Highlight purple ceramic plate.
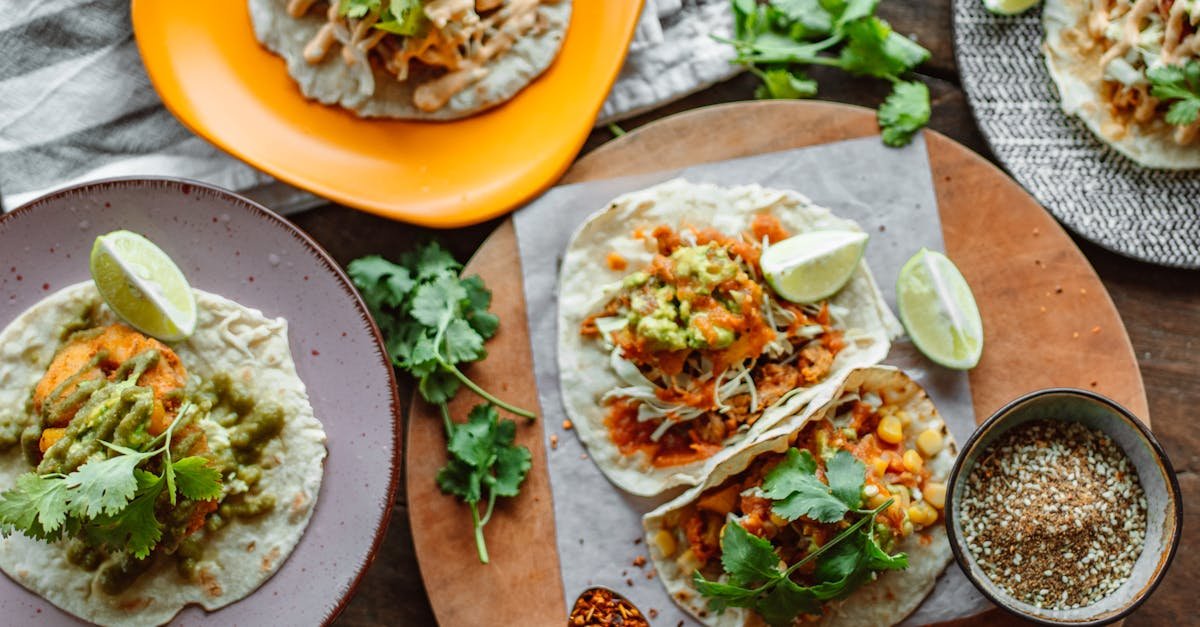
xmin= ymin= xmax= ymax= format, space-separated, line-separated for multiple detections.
xmin=0 ymin=178 xmax=400 ymax=625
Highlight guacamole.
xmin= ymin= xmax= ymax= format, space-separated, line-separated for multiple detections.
xmin=626 ymin=244 xmax=740 ymax=351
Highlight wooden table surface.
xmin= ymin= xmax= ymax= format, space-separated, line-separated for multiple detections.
xmin=288 ymin=2 xmax=1196 ymax=624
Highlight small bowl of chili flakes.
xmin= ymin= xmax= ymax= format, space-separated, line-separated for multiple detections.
xmin=569 ymin=587 xmax=649 ymax=626
xmin=944 ymin=388 xmax=1181 ymax=626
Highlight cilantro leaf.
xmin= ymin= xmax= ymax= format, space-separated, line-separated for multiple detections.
xmin=410 ymin=242 xmax=462 ymax=281
xmin=442 ymin=318 xmax=486 ymax=364
xmin=758 ymin=579 xmax=820 ymax=626
xmin=826 ymin=450 xmax=865 ymax=509
xmin=411 ymin=275 xmax=467 ymax=328
xmin=770 ymin=0 xmax=834 ymax=37
xmin=172 ymin=457 xmax=223 ymax=501
xmin=448 ymin=405 xmax=503 ymax=467
xmin=418 ymin=370 xmax=460 ymax=405
xmin=0 ymin=474 xmax=69 ymax=540
xmin=436 ymin=458 xmax=482 ymax=503
xmin=83 ymin=471 xmax=164 ymax=559
xmin=755 ymin=67 xmax=819 ymax=99
xmin=839 ymin=17 xmax=929 ymax=79
xmin=762 ymin=449 xmax=849 ymax=522
xmin=348 ymin=256 xmax=415 ymax=310
xmin=491 ymin=445 xmax=532 ymax=498
xmin=692 ymin=572 xmax=761 ymax=612
xmin=1150 ymin=61 xmax=1200 ymax=126
xmin=878 ymin=80 xmax=931 ymax=147
xmin=63 ymin=448 xmax=155 ymax=519
xmin=375 ymin=0 xmax=425 ymax=35
xmin=720 ymin=520 xmax=783 ymax=586
xmin=338 ymin=0 xmax=381 ymax=19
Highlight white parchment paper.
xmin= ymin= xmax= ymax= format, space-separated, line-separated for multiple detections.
xmin=513 ymin=136 xmax=992 ymax=625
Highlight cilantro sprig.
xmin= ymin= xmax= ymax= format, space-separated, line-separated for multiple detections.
xmin=722 ymin=0 xmax=933 ymax=146
xmin=0 ymin=403 xmax=223 ymax=559
xmin=1148 ymin=60 xmax=1200 ymax=126
xmin=338 ymin=0 xmax=426 ymax=36
xmin=693 ymin=447 xmax=907 ymax=626
xmin=349 ymin=243 xmax=535 ymax=563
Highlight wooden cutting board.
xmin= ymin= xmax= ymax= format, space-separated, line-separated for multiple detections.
xmin=407 ymin=101 xmax=1149 ymax=626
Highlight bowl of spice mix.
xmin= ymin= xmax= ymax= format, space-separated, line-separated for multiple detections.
xmin=945 ymin=388 xmax=1181 ymax=625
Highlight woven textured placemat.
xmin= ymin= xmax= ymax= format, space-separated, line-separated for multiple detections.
xmin=953 ymin=0 xmax=1200 ymax=269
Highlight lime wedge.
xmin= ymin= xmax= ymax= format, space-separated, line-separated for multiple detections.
xmin=983 ymin=0 xmax=1039 ymax=15
xmin=896 ymin=248 xmax=983 ymax=370
xmin=89 ymin=231 xmax=197 ymax=341
xmin=761 ymin=230 xmax=868 ymax=303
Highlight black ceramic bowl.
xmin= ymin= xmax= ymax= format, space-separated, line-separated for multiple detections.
xmin=944 ymin=389 xmax=1181 ymax=625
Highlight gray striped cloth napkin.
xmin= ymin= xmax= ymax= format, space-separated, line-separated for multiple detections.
xmin=0 ymin=0 xmax=737 ymax=214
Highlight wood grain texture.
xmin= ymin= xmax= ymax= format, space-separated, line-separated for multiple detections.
xmin=406 ymin=100 xmax=1146 ymax=626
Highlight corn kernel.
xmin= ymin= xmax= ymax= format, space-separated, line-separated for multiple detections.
xmin=917 ymin=429 xmax=944 ymax=457
xmin=653 ymin=529 xmax=677 ymax=558
xmin=924 ymin=482 xmax=947 ymax=509
xmin=888 ymin=485 xmax=910 ymax=510
xmin=871 ymin=458 xmax=889 ymax=477
xmin=867 ymin=490 xmax=891 ymax=509
xmin=895 ymin=409 xmax=913 ymax=427
xmin=675 ymin=548 xmax=700 ymax=573
xmin=903 ymin=449 xmax=924 ymax=473
xmin=907 ymin=502 xmax=938 ymax=526
xmin=877 ymin=415 xmax=903 ymax=444
xmin=901 ymin=519 xmax=914 ymax=537
xmin=769 ymin=512 xmax=788 ymax=528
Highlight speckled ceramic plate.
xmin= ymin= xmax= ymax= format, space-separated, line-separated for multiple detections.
xmin=0 ymin=178 xmax=400 ymax=625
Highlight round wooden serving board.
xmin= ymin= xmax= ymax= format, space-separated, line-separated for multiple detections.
xmin=407 ymin=101 xmax=1150 ymax=626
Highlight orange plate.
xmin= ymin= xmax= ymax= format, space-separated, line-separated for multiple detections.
xmin=132 ymin=1 xmax=643 ymax=227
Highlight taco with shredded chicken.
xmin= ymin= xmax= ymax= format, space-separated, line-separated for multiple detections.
xmin=557 ymin=179 xmax=898 ymax=497
xmin=249 ymin=0 xmax=572 ymax=119
xmin=1044 ymin=0 xmax=1200 ymax=167
xmin=643 ymin=366 xmax=957 ymax=626
xmin=0 ymin=282 xmax=326 ymax=626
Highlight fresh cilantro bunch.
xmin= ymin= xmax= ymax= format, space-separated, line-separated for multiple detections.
xmin=723 ymin=0 xmax=933 ymax=147
xmin=435 ymin=404 xmax=532 ymax=563
xmin=0 ymin=404 xmax=223 ymax=559
xmin=693 ymin=448 xmax=907 ymax=626
xmin=339 ymin=0 xmax=426 ymax=36
xmin=1148 ymin=60 xmax=1200 ymax=126
xmin=348 ymin=243 xmax=531 ymax=419
xmin=349 ymin=243 xmax=535 ymax=563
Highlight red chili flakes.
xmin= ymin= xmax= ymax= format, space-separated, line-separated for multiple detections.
xmin=569 ymin=587 xmax=648 ymax=626
xmin=550 ymin=434 xmax=559 ymax=450
xmin=563 ymin=419 xmax=574 ymax=430
xmin=632 ymin=556 xmax=646 ymax=568
xmin=606 ymin=252 xmax=628 ymax=272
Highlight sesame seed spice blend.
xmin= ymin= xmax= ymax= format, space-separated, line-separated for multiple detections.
xmin=959 ymin=420 xmax=1148 ymax=610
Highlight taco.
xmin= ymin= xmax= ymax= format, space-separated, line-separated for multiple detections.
xmin=1044 ymin=0 xmax=1200 ymax=168
xmin=557 ymin=179 xmax=898 ymax=497
xmin=0 ymin=282 xmax=326 ymax=626
xmin=643 ymin=367 xmax=957 ymax=626
xmin=249 ymin=0 xmax=572 ymax=119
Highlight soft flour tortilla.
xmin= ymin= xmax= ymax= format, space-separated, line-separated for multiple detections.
xmin=0 ymin=282 xmax=327 ymax=627
xmin=1043 ymin=0 xmax=1200 ymax=169
xmin=557 ymin=179 xmax=899 ymax=497
xmin=643 ymin=366 xmax=957 ymax=627
xmin=249 ymin=0 xmax=572 ymax=120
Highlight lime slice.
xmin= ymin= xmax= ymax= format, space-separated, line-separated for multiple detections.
xmin=89 ymin=231 xmax=197 ymax=341
xmin=761 ymin=230 xmax=868 ymax=303
xmin=983 ymin=0 xmax=1039 ymax=15
xmin=896 ymin=248 xmax=983 ymax=370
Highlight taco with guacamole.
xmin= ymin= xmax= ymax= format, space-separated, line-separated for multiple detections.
xmin=557 ymin=179 xmax=898 ymax=497
xmin=250 ymin=0 xmax=572 ymax=119
xmin=643 ymin=366 xmax=957 ymax=626
xmin=1044 ymin=0 xmax=1200 ymax=168
xmin=0 ymin=282 xmax=326 ymax=626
